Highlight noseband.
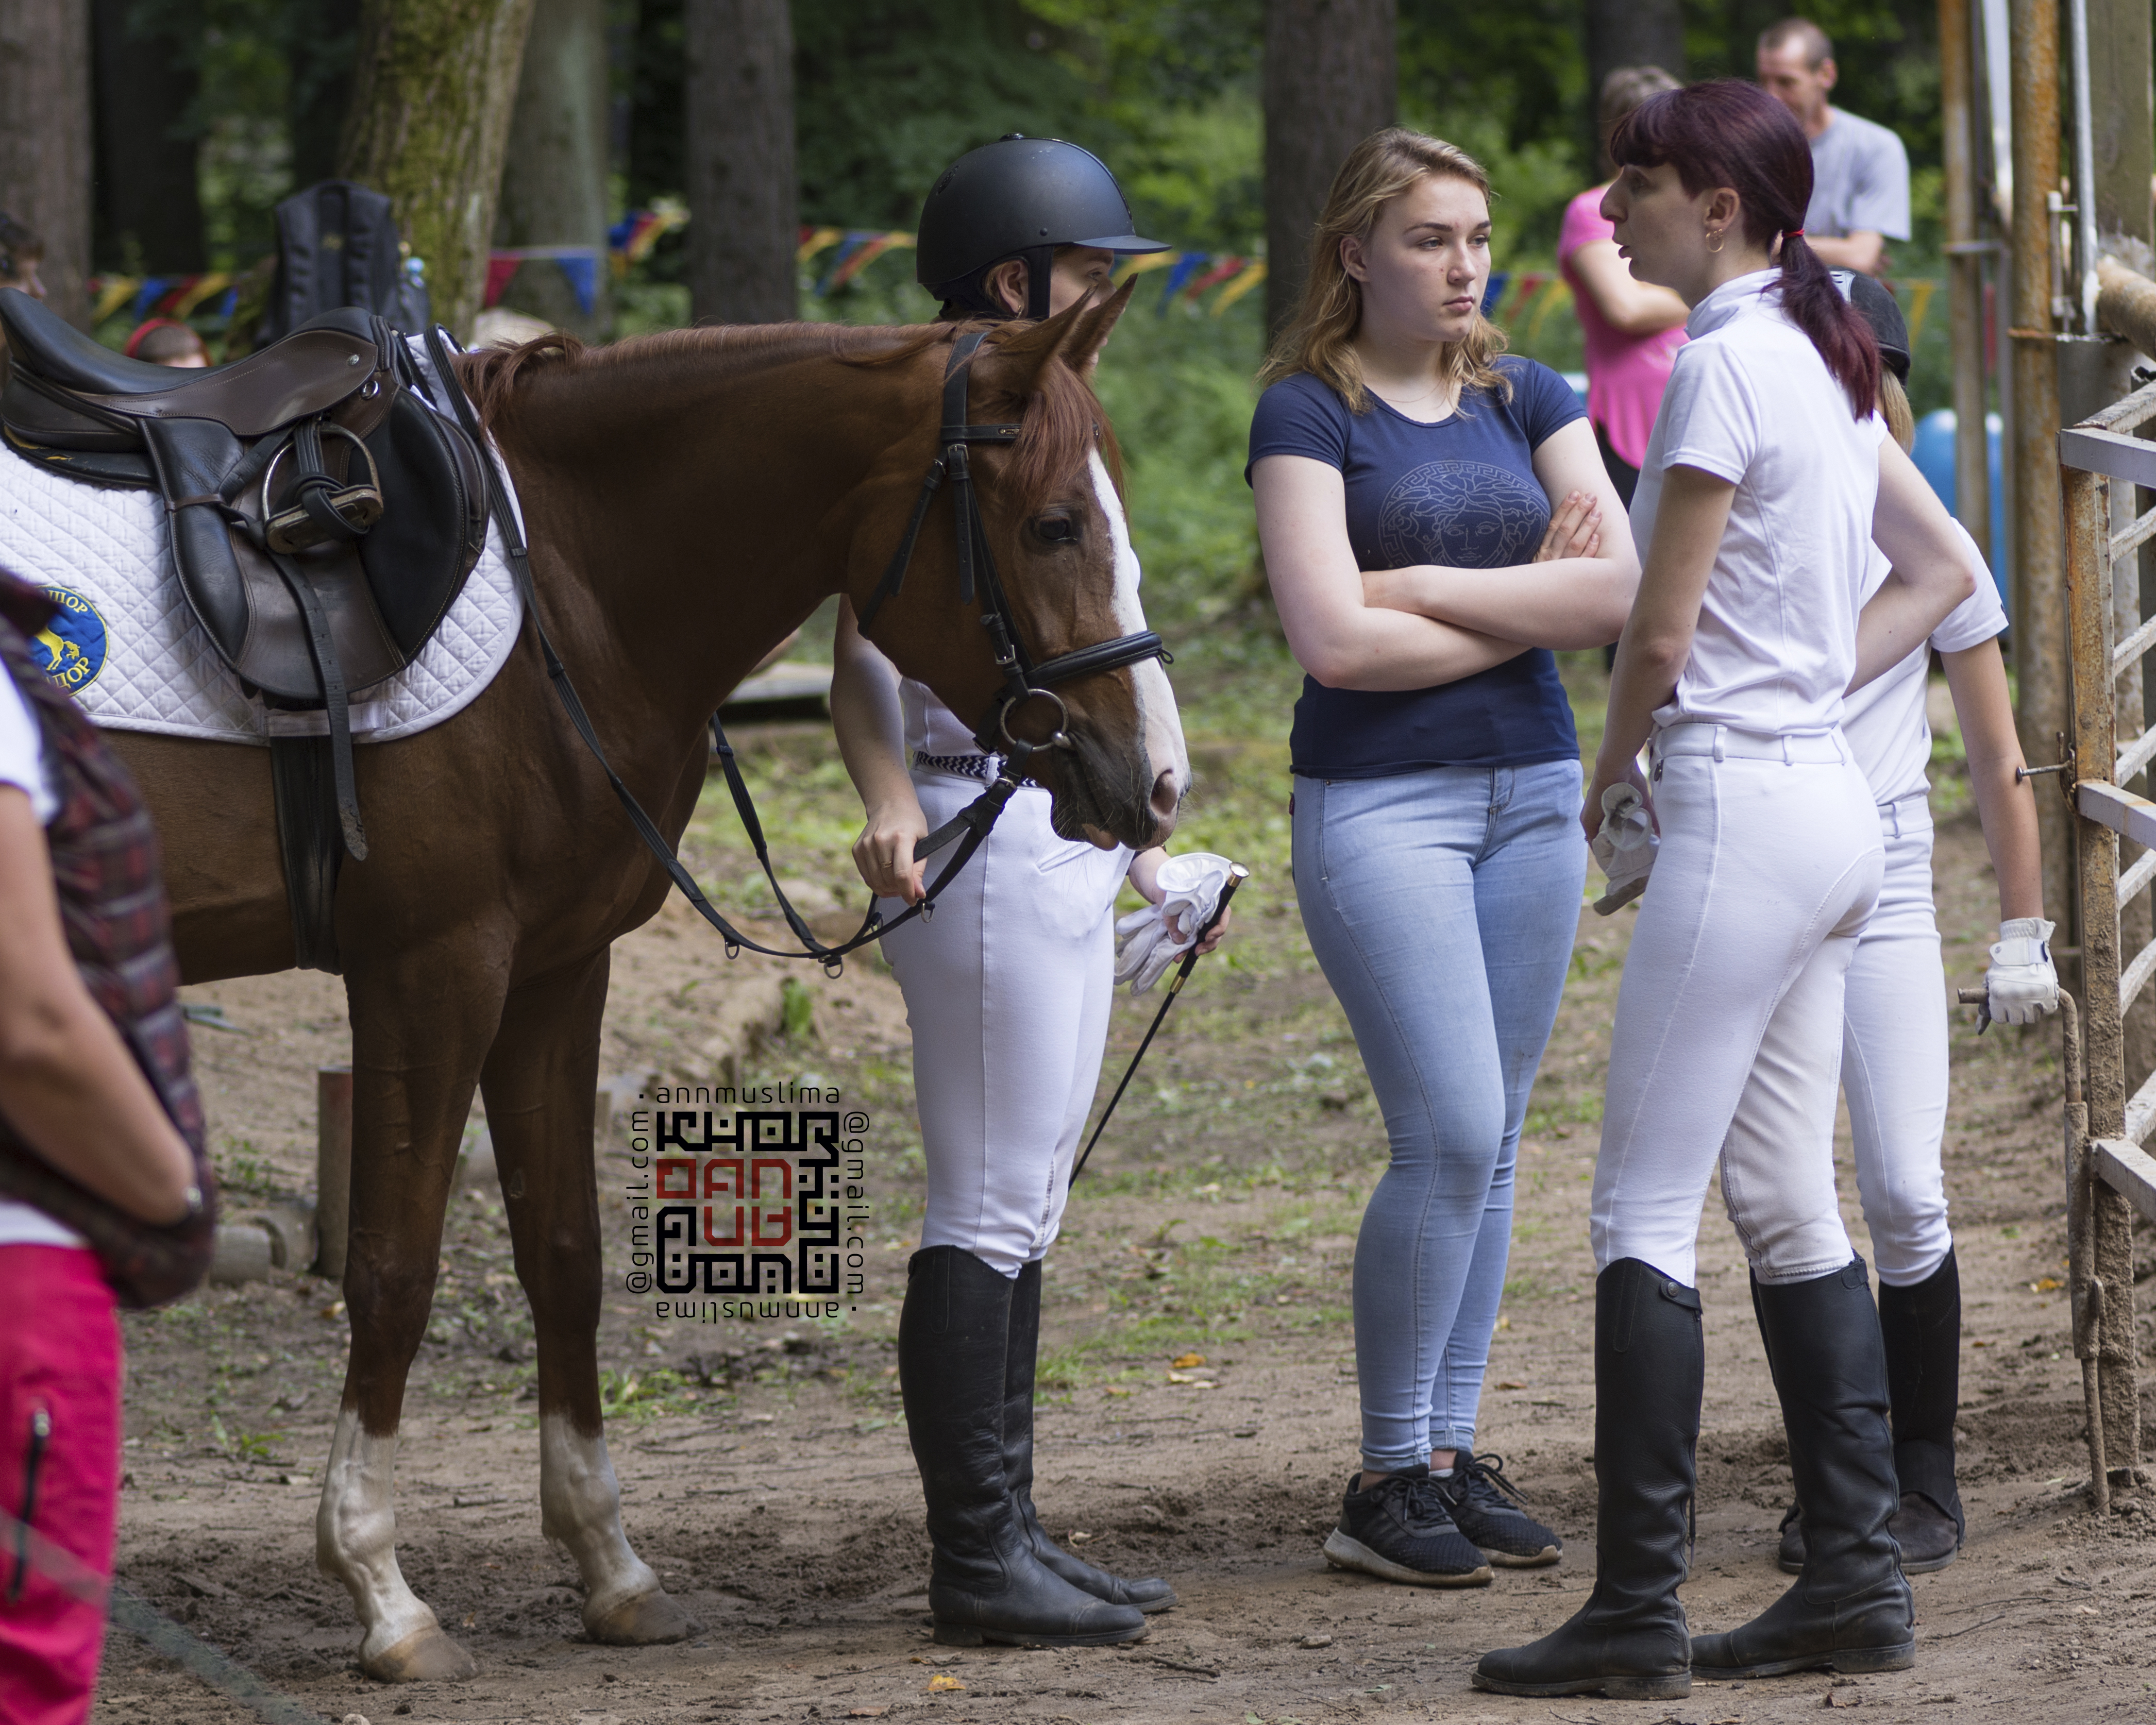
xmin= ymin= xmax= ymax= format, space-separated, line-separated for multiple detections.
xmin=852 ymin=327 xmax=1169 ymax=770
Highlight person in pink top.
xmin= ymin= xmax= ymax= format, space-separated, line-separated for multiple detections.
xmin=1559 ymin=67 xmax=1692 ymax=509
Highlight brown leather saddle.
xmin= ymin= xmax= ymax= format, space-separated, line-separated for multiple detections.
xmin=1 ymin=287 xmax=491 ymax=968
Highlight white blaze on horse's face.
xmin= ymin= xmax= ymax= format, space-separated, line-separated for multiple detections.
xmin=1088 ymin=450 xmax=1187 ymax=820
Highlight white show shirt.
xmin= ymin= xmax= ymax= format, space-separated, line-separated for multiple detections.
xmin=901 ymin=677 xmax=990 ymax=764
xmin=1840 ymin=520 xmax=2009 ymax=805
xmin=0 ymin=666 xmax=86 ymax=1249
xmin=1630 ymin=269 xmax=1889 ymax=738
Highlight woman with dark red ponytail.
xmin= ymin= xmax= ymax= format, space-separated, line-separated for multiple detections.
xmin=1474 ymin=81 xmax=1974 ymax=1700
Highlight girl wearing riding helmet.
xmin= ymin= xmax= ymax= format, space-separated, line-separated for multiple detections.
xmin=1759 ymin=274 xmax=2053 ymax=1580
xmin=1473 ymin=82 xmax=1974 ymax=1701
xmin=1249 ymin=127 xmax=1640 ymax=1588
xmin=828 ymin=136 xmax=1218 ymax=1650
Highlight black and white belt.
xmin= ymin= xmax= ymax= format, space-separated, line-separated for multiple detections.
xmin=914 ymin=751 xmax=1003 ymax=781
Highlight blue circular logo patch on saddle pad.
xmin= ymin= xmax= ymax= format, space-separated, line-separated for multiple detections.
xmin=32 ymin=586 xmax=109 ymax=694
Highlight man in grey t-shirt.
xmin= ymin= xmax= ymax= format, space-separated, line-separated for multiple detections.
xmin=1756 ymin=16 xmax=1910 ymax=277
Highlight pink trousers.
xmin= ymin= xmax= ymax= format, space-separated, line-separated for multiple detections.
xmin=0 ymin=1244 xmax=121 ymax=1725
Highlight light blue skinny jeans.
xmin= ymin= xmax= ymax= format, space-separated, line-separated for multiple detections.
xmin=1293 ymin=759 xmax=1586 ymax=1473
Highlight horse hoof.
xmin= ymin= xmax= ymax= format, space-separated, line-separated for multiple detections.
xmin=585 ymin=1586 xmax=697 ymax=1646
xmin=363 ymin=1623 xmax=479 ymax=1683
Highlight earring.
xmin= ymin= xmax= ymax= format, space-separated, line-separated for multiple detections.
xmin=1705 ymin=227 xmax=1726 ymax=255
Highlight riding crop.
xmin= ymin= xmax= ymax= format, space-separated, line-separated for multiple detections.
xmin=1069 ymin=862 xmax=1249 ymax=1188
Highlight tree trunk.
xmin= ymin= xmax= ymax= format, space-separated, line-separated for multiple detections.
xmin=338 ymin=0 xmax=538 ymax=338
xmin=0 ymin=0 xmax=94 ymax=326
xmin=91 ymin=0 xmax=205 ymax=274
xmin=684 ymin=0 xmax=797 ymax=326
xmin=1583 ymin=0 xmax=1685 ymax=170
xmin=495 ymin=0 xmax=611 ymax=339
xmin=289 ymin=0 xmax=366 ymax=192
xmin=1263 ymin=0 xmax=1396 ymax=337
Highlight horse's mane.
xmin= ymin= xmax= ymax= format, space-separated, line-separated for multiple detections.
xmin=457 ymin=318 xmax=1122 ymax=514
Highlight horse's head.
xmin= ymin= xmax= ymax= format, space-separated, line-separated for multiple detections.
xmin=850 ymin=283 xmax=1187 ymax=851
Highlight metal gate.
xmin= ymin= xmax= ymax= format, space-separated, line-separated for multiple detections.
xmin=2057 ymin=383 xmax=2156 ymax=1502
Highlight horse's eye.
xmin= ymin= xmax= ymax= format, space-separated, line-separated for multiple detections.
xmin=1036 ymin=515 xmax=1079 ymax=545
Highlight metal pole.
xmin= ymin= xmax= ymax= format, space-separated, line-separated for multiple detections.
xmin=2067 ymin=464 xmax=2121 ymax=1146
xmin=2087 ymin=0 xmax=2156 ymax=1492
xmin=2063 ymin=440 xmax=2144 ymax=1487
xmin=1943 ymin=0 xmax=1993 ymax=560
xmin=2012 ymin=0 xmax=2074 ymax=961
xmin=2069 ymin=0 xmax=2101 ymax=332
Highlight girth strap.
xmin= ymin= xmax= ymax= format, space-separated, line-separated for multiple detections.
xmin=266 ymin=551 xmax=368 ymax=859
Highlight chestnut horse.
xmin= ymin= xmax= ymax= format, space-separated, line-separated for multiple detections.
xmin=107 ymin=284 xmax=1184 ymax=1681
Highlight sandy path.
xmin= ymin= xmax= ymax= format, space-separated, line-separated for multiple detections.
xmin=90 ymin=794 xmax=2156 ymax=1724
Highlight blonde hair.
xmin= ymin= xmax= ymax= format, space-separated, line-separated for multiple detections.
xmin=1259 ymin=127 xmax=1511 ymax=414
xmin=1879 ymin=371 xmax=1914 ymax=451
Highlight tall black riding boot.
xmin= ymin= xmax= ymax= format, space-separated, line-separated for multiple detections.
xmin=1694 ymin=1259 xmax=1914 ymax=1679
xmin=898 ymin=1245 xmax=1148 ymax=1648
xmin=1878 ymin=1248 xmax=1964 ymax=1570
xmin=1473 ymin=1259 xmax=1702 ymax=1700
xmin=1002 ymin=1259 xmax=1178 ymax=1612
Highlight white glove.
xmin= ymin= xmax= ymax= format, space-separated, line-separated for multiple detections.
xmin=1114 ymin=851 xmax=1234 ymax=995
xmin=1985 ymin=917 xmax=2060 ymax=1025
xmin=1590 ymin=783 xmax=1658 ymax=916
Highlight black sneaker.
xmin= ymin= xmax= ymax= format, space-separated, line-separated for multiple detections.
xmin=1321 ymin=1466 xmax=1493 ymax=1587
xmin=1429 ymin=1452 xmax=1563 ymax=1568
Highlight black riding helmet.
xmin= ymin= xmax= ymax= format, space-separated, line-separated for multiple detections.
xmin=1830 ymin=268 xmax=1912 ymax=384
xmin=917 ymin=134 xmax=1167 ymax=321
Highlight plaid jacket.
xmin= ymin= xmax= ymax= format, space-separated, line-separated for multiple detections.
xmin=0 ymin=571 xmax=216 ymax=1307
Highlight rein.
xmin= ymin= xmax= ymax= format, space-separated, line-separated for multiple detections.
xmin=424 ymin=325 xmax=1166 ymax=975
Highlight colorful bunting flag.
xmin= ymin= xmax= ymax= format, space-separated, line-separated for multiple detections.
xmin=485 ymin=246 xmax=607 ymax=314
xmin=1211 ymin=261 xmax=1266 ymax=315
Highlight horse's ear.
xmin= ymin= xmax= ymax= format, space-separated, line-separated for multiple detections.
xmin=987 ymin=278 xmax=1136 ymax=384
xmin=1058 ymin=278 xmax=1134 ymax=375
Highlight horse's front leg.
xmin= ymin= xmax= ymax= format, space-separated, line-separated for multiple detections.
xmin=484 ymin=948 xmax=696 ymax=1647
xmin=315 ymin=952 xmax=501 ymax=1683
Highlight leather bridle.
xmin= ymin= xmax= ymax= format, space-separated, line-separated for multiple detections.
xmin=852 ymin=327 xmax=1169 ymax=774
xmin=429 ymin=322 xmax=1173 ymax=976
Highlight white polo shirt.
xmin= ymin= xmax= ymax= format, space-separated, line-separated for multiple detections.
xmin=0 ymin=665 xmax=86 ymax=1249
xmin=1629 ymin=269 xmax=1888 ymax=738
xmin=1841 ymin=521 xmax=2009 ymax=805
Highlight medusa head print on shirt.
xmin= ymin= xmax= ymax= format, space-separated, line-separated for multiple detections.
xmin=1379 ymin=459 xmax=1552 ymax=571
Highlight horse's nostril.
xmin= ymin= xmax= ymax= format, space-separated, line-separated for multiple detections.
xmin=1149 ymin=768 xmax=1181 ymax=823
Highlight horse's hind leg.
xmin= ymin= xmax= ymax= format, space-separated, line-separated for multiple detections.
xmin=483 ymin=949 xmax=696 ymax=1647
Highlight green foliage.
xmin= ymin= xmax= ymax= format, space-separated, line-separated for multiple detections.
xmin=794 ymin=2 xmax=1096 ymax=229
xmin=780 ymin=975 xmax=818 ymax=1042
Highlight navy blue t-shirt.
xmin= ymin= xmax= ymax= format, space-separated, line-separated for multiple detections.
xmin=1247 ymin=357 xmax=1587 ymax=777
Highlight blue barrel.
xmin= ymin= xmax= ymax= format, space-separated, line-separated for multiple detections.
xmin=1911 ymin=408 xmax=2009 ymax=617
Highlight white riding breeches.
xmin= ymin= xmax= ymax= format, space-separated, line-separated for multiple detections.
xmin=1839 ymin=798 xmax=1953 ymax=1287
xmin=878 ymin=769 xmax=1127 ymax=1278
xmin=1592 ymin=727 xmax=1884 ymax=1288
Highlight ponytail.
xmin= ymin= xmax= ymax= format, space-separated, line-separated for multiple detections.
xmin=1612 ymin=81 xmax=1880 ymax=416
xmin=1774 ymin=229 xmax=1879 ymax=417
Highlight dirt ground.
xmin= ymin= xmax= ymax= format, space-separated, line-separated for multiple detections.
xmin=90 ymin=716 xmax=2156 ymax=1725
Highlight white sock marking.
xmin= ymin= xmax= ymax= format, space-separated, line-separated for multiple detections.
xmin=315 ymin=1411 xmax=445 ymax=1663
xmin=539 ymin=1413 xmax=663 ymax=1627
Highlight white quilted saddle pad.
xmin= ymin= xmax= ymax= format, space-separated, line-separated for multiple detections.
xmin=0 ymin=372 xmax=523 ymax=746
